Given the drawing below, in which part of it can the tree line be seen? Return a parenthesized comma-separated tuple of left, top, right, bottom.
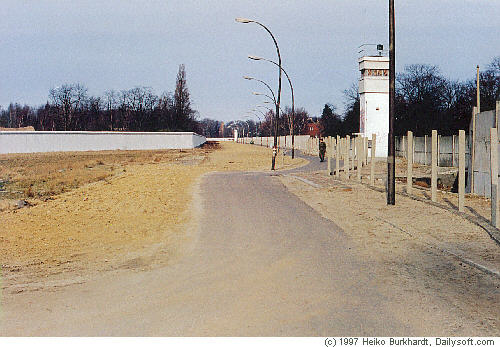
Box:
(0, 64, 198, 132)
(321, 56, 499, 137)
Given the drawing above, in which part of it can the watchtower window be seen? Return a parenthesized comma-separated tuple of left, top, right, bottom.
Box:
(363, 69, 389, 77)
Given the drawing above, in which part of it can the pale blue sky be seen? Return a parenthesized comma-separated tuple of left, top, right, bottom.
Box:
(0, 0, 498, 121)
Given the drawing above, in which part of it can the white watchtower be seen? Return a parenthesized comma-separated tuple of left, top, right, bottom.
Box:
(358, 55, 389, 157)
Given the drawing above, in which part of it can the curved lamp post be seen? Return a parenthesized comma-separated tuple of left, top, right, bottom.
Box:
(253, 94, 283, 135)
(252, 107, 273, 138)
(252, 91, 276, 105)
(262, 100, 285, 114)
(243, 76, 276, 104)
(249, 112, 263, 137)
(249, 55, 295, 159)
(236, 17, 282, 170)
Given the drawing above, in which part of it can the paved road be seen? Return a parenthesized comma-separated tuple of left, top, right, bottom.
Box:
(1, 154, 415, 336)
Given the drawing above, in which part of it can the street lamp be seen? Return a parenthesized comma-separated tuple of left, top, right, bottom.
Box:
(249, 55, 295, 159)
(252, 107, 273, 138)
(253, 91, 276, 105)
(243, 76, 276, 104)
(262, 101, 285, 114)
(236, 17, 282, 170)
(252, 108, 270, 126)
(250, 113, 264, 139)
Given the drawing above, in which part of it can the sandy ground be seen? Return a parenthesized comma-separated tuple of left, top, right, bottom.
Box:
(1, 143, 499, 335)
(0, 142, 306, 293)
(279, 156, 500, 335)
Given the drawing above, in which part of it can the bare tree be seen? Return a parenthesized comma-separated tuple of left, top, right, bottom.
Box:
(104, 90, 119, 130)
(49, 83, 88, 130)
(173, 64, 196, 131)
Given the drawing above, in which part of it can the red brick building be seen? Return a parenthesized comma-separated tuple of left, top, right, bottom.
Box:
(305, 119, 320, 137)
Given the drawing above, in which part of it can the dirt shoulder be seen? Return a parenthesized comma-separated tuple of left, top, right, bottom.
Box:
(279, 160, 500, 335)
(0, 142, 306, 293)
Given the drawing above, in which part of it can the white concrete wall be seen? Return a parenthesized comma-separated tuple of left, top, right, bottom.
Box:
(243, 135, 312, 152)
(207, 137, 234, 142)
(0, 131, 206, 154)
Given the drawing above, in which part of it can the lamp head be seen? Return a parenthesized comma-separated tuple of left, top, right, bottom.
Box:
(235, 17, 253, 23)
(252, 92, 262, 95)
(248, 55, 263, 61)
(243, 76, 253, 80)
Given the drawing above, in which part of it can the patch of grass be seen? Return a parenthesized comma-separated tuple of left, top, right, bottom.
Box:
(0, 147, 217, 202)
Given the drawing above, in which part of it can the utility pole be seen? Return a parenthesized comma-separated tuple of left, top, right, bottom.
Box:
(476, 65, 481, 114)
(387, 0, 396, 205)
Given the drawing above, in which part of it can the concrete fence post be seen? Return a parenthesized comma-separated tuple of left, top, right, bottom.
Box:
(452, 134, 456, 167)
(331, 137, 336, 175)
(459, 130, 465, 212)
(364, 137, 368, 166)
(490, 128, 499, 227)
(342, 137, 345, 161)
(402, 135, 406, 159)
(424, 135, 428, 166)
(357, 137, 362, 181)
(370, 133, 376, 186)
(342, 137, 346, 177)
(327, 136, 332, 176)
(407, 131, 413, 194)
(432, 130, 438, 202)
(437, 135, 441, 167)
(351, 136, 356, 179)
(472, 106, 477, 193)
(412, 136, 415, 165)
(346, 135, 350, 179)
(496, 101, 500, 129)
(350, 136, 354, 174)
(336, 135, 340, 176)
(337, 135, 344, 160)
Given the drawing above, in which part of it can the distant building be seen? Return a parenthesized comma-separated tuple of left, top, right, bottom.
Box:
(359, 55, 389, 157)
(305, 119, 321, 137)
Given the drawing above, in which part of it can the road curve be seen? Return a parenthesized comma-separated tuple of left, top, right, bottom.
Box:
(1, 157, 414, 336)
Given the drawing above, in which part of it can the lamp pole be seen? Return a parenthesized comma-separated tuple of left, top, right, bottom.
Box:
(243, 76, 276, 104)
(250, 112, 262, 137)
(262, 101, 285, 115)
(387, 0, 396, 205)
(236, 17, 282, 170)
(253, 91, 276, 105)
(253, 107, 273, 138)
(249, 55, 295, 159)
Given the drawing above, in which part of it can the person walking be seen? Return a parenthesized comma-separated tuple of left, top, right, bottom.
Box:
(319, 138, 326, 162)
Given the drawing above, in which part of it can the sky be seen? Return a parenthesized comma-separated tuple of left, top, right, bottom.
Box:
(0, 0, 499, 122)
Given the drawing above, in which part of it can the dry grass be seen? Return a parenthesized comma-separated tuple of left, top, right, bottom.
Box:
(0, 148, 209, 203)
(0, 142, 306, 291)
